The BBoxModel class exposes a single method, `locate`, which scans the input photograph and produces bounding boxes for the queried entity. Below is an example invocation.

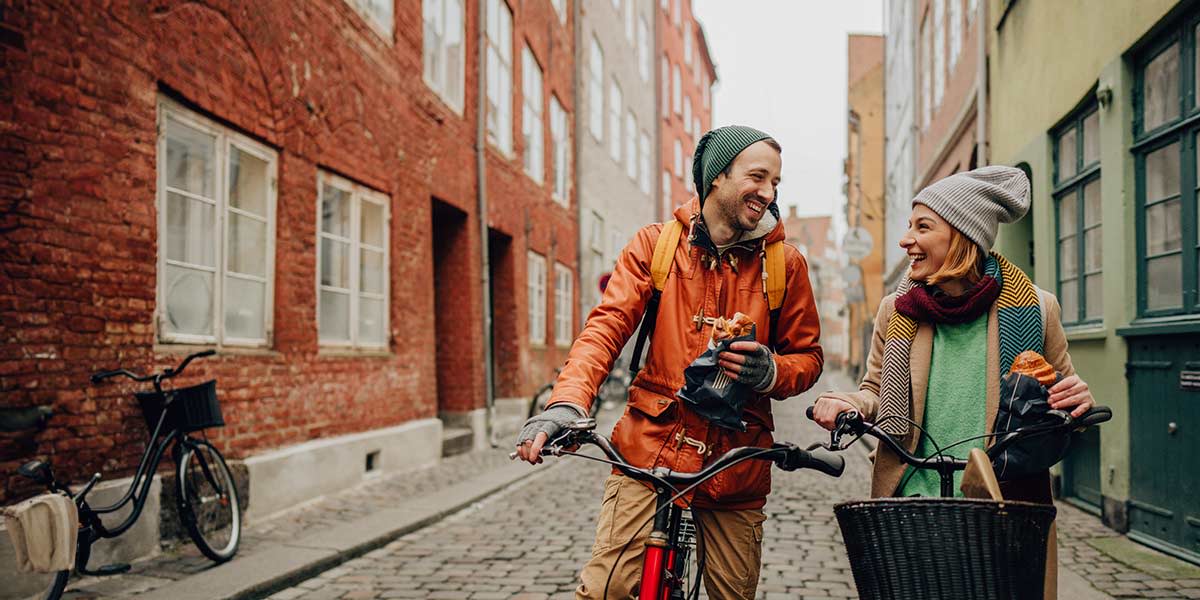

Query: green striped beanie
[692,125,773,204]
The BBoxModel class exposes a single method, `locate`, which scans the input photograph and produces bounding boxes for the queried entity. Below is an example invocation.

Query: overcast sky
[693,0,883,231]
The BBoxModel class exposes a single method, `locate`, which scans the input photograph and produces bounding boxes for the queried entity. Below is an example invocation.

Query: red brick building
[781,210,848,368]
[0,0,577,521]
[915,0,984,188]
[657,0,716,219]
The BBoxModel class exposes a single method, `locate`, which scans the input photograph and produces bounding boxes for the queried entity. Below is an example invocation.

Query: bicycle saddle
[18,460,54,485]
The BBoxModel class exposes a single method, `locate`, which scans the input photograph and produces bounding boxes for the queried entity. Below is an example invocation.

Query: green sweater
[897,313,988,498]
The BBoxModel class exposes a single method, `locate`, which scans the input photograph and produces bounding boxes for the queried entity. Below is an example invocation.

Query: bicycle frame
[640,492,696,600]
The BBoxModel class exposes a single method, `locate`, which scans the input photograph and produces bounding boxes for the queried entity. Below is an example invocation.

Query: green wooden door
[1062,426,1102,509]
[1127,334,1200,563]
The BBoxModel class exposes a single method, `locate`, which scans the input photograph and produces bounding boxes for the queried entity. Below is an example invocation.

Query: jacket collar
[673,196,785,256]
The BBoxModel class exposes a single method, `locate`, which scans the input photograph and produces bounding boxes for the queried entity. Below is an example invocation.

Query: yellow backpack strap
[650,220,683,291]
[765,240,786,310]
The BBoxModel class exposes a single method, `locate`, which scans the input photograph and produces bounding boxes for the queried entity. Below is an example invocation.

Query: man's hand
[810,396,856,430]
[514,404,583,464]
[718,341,777,392]
[1048,374,1093,418]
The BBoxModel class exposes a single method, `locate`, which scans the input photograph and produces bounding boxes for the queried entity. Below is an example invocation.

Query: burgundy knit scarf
[893,276,1000,325]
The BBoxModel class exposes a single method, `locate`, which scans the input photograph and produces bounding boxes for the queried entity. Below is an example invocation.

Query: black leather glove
[733,344,777,392]
[515,404,585,448]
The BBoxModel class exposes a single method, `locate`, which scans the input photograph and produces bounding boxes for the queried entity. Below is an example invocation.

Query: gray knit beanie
[693,125,774,204]
[912,165,1031,251]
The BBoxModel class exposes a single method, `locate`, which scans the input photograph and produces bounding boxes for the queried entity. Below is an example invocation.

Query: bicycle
[510,416,845,600]
[527,365,632,419]
[808,404,1112,600]
[14,350,242,600]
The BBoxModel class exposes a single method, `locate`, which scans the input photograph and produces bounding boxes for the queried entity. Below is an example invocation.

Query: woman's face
[899,204,952,282]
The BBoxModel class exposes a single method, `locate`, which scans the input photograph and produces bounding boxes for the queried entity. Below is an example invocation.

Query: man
[515,126,823,599]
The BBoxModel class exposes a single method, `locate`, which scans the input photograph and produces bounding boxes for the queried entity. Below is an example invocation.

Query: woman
[811,166,1094,595]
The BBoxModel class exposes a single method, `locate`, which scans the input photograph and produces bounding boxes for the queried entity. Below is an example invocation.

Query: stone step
[440,427,473,458]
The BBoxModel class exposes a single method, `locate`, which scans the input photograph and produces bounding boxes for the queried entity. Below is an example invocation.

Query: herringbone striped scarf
[877,252,1043,435]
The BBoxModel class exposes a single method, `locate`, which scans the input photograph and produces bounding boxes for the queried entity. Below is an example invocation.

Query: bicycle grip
[90,370,123,383]
[805,406,815,421]
[1076,406,1112,428]
[805,446,845,478]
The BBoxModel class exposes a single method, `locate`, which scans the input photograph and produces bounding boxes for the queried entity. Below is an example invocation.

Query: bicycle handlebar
[510,418,845,486]
[90,350,216,384]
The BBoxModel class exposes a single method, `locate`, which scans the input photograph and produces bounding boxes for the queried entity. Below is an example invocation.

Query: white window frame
[683,96,692,134]
[550,95,570,205]
[551,0,566,23]
[589,36,605,141]
[522,45,544,183]
[921,14,932,128]
[684,26,693,65]
[624,0,634,41]
[422,0,466,113]
[609,79,623,161]
[672,0,680,27]
[672,64,682,115]
[685,155,693,192]
[949,0,961,70]
[638,17,651,81]
[345,0,394,38]
[693,116,700,138]
[316,171,391,350]
[626,112,638,180]
[661,57,671,117]
[662,170,672,216]
[674,139,683,178]
[156,98,278,348]
[554,262,573,347]
[639,131,652,194]
[933,0,945,109]
[486,0,514,155]
[703,76,710,108]
[528,250,547,347]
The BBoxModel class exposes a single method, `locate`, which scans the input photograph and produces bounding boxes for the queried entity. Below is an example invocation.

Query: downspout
[974,0,988,165]
[477,0,497,448]
[573,0,583,330]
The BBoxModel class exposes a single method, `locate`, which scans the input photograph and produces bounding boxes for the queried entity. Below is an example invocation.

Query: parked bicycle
[510,416,845,600]
[809,405,1112,600]
[15,350,241,600]
[527,365,632,419]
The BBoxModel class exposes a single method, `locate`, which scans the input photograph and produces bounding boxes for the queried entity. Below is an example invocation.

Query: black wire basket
[835,498,1057,600]
[135,380,224,433]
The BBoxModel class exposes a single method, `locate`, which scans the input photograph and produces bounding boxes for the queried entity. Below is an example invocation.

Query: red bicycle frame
[638,494,693,600]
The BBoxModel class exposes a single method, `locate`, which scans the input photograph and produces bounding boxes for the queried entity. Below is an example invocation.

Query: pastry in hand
[712,312,755,341]
[1008,350,1057,386]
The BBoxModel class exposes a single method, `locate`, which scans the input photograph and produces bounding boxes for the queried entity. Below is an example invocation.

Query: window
[685,155,694,192]
[522,45,544,183]
[638,18,651,81]
[551,0,566,23]
[609,80,622,161]
[693,116,701,137]
[968,0,978,24]
[1134,19,1200,315]
[423,0,465,112]
[674,139,683,178]
[662,57,670,116]
[485,0,513,154]
[624,0,634,41]
[590,211,605,253]
[703,76,710,108]
[527,251,547,345]
[345,0,394,37]
[1054,104,1102,325]
[317,172,390,348]
[933,0,944,109]
[662,170,672,216]
[684,27,693,65]
[693,46,701,84]
[673,64,682,114]
[588,36,604,141]
[661,0,668,10]
[639,131,652,194]
[672,0,680,27]
[626,112,638,180]
[949,0,961,70]
[157,100,277,346]
[921,15,932,128]
[550,96,569,205]
[554,263,573,347]
[683,96,692,134]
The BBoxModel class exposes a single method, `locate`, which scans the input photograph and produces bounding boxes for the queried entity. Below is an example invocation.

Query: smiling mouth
[744,197,766,216]
[909,253,927,266]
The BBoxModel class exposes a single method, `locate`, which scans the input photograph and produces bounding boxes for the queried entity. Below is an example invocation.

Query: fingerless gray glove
[734,345,777,393]
[515,404,585,447]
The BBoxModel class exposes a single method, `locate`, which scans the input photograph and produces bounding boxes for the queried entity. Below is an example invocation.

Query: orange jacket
[549,198,823,510]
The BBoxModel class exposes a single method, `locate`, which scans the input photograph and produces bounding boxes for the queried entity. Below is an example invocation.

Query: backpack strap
[630,220,683,374]
[764,240,786,350]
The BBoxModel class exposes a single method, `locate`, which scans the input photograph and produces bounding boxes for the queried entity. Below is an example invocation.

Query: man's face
[706,141,782,232]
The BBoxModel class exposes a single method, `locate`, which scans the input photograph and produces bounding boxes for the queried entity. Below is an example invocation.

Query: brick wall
[0,0,576,501]
[658,0,715,218]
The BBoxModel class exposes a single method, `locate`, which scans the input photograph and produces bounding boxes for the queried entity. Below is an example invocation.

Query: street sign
[841,265,862,285]
[843,227,874,261]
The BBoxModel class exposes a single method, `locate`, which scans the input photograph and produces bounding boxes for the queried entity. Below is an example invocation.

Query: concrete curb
[137,460,549,600]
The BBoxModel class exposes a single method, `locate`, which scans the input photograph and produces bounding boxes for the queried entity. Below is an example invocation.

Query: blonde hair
[923,227,984,285]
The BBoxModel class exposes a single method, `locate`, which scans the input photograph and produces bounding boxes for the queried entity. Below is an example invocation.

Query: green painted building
[989,0,1200,563]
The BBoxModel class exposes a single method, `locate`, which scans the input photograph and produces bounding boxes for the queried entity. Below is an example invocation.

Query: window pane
[164,264,214,336]
[1146,254,1182,311]
[360,200,385,247]
[319,290,351,342]
[360,248,385,294]
[1084,227,1102,272]
[359,297,386,346]
[228,212,267,277]
[321,184,352,237]
[1146,199,1182,255]
[228,147,268,216]
[224,277,265,340]
[1143,42,1180,132]
[1057,127,1077,182]
[166,192,216,267]
[1146,141,1180,202]
[1082,111,1100,166]
[166,121,215,197]
[1059,278,1078,323]
[1057,193,1076,237]
[1059,235,1078,278]
[320,238,350,288]
[1084,274,1103,321]
[1083,179,1102,227]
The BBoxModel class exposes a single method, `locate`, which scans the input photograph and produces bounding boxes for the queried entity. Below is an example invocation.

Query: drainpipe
[477,0,497,448]
[573,0,583,337]
[975,0,988,165]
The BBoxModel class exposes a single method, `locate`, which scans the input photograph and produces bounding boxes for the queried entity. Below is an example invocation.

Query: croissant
[1008,350,1057,387]
[712,312,755,341]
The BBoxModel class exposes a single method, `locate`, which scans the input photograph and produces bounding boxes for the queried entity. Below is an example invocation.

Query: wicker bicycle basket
[134,380,224,434]
[834,497,1057,600]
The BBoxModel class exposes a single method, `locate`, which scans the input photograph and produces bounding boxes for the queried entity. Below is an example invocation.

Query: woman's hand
[810,396,857,431]
[1048,374,1093,417]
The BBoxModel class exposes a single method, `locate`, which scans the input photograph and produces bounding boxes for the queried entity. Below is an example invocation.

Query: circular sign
[843,227,874,261]
[841,265,862,285]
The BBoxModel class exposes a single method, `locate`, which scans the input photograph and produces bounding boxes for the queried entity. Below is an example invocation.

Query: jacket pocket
[705,423,774,504]
[627,386,675,420]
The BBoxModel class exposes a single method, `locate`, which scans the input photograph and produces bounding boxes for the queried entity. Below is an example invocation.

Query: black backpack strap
[629,289,662,376]
[767,307,782,352]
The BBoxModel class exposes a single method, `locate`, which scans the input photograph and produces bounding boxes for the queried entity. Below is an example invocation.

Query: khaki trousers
[576,474,766,600]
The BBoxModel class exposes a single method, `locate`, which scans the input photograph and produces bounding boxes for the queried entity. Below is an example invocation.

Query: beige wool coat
[826,287,1089,502]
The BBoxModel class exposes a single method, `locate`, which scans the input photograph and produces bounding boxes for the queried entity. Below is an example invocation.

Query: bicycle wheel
[176,439,241,562]
[528,383,555,418]
[17,570,69,600]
